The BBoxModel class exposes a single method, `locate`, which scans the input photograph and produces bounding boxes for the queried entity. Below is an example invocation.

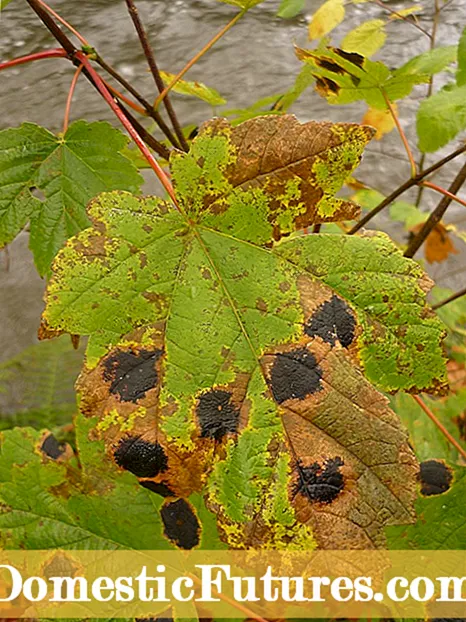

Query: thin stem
[348,144,466,234]
[118,103,171,160]
[371,0,432,39]
[95,56,181,149]
[411,395,466,461]
[63,63,84,132]
[421,180,466,208]
[24,0,79,58]
[75,52,179,208]
[383,91,417,178]
[405,161,466,258]
[124,0,188,151]
[0,48,67,71]
[154,9,245,110]
[36,0,90,47]
[103,79,148,116]
[432,285,466,310]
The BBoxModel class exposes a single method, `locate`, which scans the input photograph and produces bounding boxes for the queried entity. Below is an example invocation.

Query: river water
[1,0,465,362]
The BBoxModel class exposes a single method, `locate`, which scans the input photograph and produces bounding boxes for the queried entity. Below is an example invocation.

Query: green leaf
[277,0,306,18]
[416,83,466,152]
[0,0,14,8]
[351,189,427,229]
[387,466,466,549]
[308,0,345,40]
[341,19,386,57]
[296,47,427,109]
[457,26,466,86]
[0,336,83,430]
[159,71,226,106]
[394,45,457,78]
[215,0,263,8]
[0,121,143,276]
[40,115,448,549]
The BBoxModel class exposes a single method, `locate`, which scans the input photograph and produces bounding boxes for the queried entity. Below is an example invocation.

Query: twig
[154,9,245,110]
[432,285,466,310]
[103,79,148,116]
[36,0,90,47]
[411,395,466,461]
[0,48,67,71]
[404,161,466,258]
[124,0,188,151]
[348,144,466,234]
[383,91,417,178]
[75,52,179,208]
[421,180,466,208]
[371,0,432,39]
[118,103,171,160]
[63,63,84,132]
[24,0,79,58]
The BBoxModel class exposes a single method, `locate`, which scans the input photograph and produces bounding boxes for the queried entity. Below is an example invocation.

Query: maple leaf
[37,114,448,550]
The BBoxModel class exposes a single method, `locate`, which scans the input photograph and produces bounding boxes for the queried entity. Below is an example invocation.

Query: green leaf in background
[395,45,457,78]
[417,83,466,152]
[0,0,14,8]
[308,0,345,40]
[224,93,285,124]
[277,0,306,19]
[37,115,451,549]
[457,26,466,86]
[159,71,226,106]
[0,121,143,276]
[341,19,387,57]
[0,336,84,431]
[387,466,466,549]
[215,0,264,8]
[352,188,427,229]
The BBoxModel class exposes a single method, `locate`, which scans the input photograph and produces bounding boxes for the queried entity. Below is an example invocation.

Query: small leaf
[308,0,345,40]
[362,105,396,139]
[395,45,457,77]
[410,221,459,264]
[341,19,386,57]
[388,4,423,19]
[389,201,426,228]
[457,26,466,86]
[0,121,143,276]
[277,0,306,18]
[416,84,466,152]
[159,71,226,106]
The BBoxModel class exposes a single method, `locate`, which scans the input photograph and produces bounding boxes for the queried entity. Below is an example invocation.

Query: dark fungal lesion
[294,457,345,504]
[139,480,175,498]
[161,498,201,550]
[40,434,66,460]
[419,460,453,496]
[113,436,168,478]
[196,388,240,440]
[269,348,323,404]
[103,348,163,403]
[305,295,356,348]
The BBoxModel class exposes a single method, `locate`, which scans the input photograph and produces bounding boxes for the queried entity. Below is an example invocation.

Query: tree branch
[404,161,466,258]
[432,286,466,310]
[0,48,67,71]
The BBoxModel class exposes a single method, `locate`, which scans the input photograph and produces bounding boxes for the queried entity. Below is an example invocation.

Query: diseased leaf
[417,84,466,152]
[39,114,449,550]
[457,26,466,86]
[387,465,466,549]
[362,105,396,139]
[295,47,427,109]
[410,221,459,264]
[341,19,386,57]
[277,0,305,18]
[0,121,143,276]
[308,0,345,40]
[159,71,226,106]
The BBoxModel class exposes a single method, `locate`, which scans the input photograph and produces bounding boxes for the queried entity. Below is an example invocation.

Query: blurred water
[0,0,465,362]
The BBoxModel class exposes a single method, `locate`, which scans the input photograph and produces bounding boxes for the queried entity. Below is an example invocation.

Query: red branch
[74,52,179,209]
[0,49,67,72]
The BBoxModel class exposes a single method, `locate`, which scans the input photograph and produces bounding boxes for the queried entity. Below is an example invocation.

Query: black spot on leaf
[315,59,345,74]
[41,435,66,460]
[114,436,168,478]
[161,499,200,549]
[315,76,340,95]
[333,48,365,67]
[305,295,356,348]
[139,480,175,497]
[294,457,344,504]
[196,389,240,440]
[419,460,453,496]
[269,348,323,403]
[103,348,162,402]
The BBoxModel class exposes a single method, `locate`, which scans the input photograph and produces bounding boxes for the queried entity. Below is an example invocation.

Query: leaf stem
[124,0,188,151]
[118,103,171,160]
[383,91,417,178]
[75,52,179,209]
[421,180,466,208]
[35,0,90,47]
[153,9,245,111]
[102,79,148,116]
[404,161,466,258]
[432,285,466,310]
[0,48,67,71]
[411,394,466,461]
[63,63,84,132]
[348,144,466,234]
